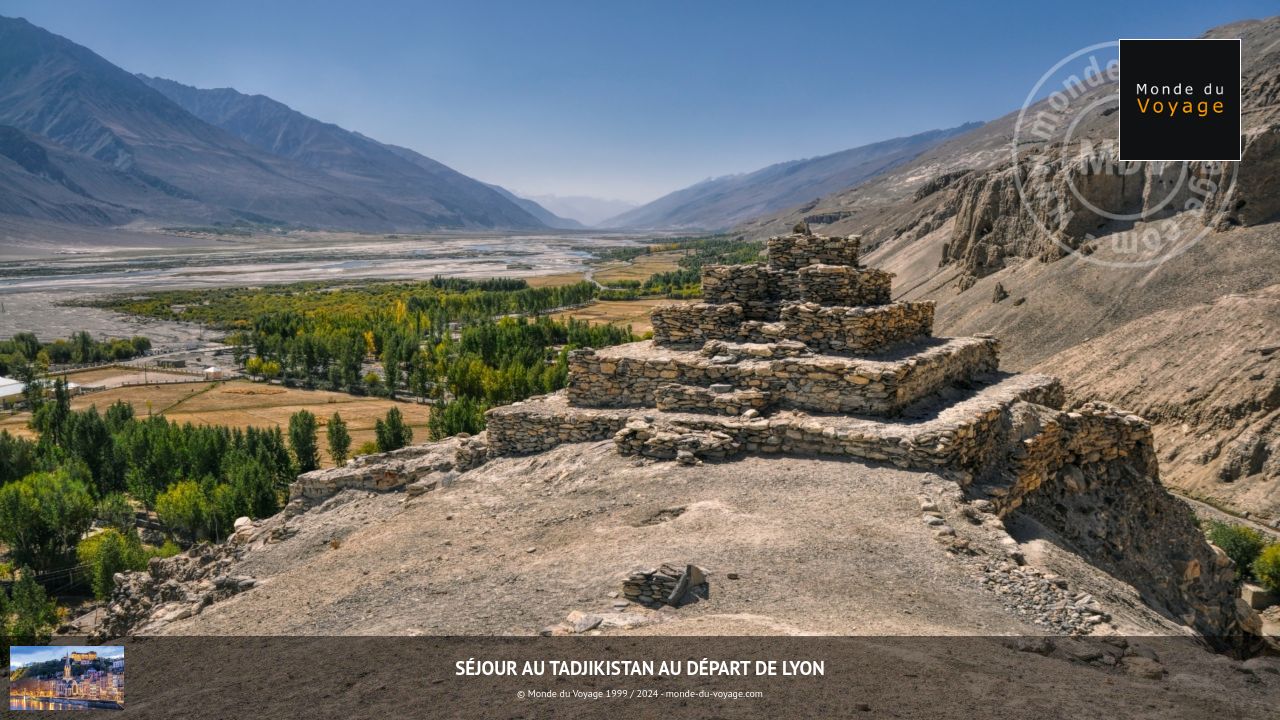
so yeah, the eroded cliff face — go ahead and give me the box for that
[938,144,1271,289]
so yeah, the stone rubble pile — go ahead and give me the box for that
[622,564,709,607]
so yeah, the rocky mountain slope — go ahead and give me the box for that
[602,123,981,230]
[137,74,549,231]
[1034,286,1280,518]
[735,15,1280,517]
[0,15,544,231]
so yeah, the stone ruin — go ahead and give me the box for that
[266,226,1255,645]
[483,227,1028,471]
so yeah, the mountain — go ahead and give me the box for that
[601,123,981,230]
[137,74,544,230]
[527,194,638,227]
[738,16,1280,518]
[483,184,584,229]
[0,15,543,231]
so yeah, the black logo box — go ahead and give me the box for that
[1119,38,1241,162]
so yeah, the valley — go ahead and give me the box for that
[1,8,1279,715]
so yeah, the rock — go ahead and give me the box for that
[567,611,603,633]
[1120,655,1165,680]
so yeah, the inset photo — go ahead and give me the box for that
[8,646,124,711]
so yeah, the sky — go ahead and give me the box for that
[9,646,124,671]
[0,0,1274,203]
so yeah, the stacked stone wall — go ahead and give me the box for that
[797,264,893,306]
[654,383,773,415]
[485,396,631,454]
[650,302,744,346]
[700,264,797,320]
[567,339,999,416]
[778,301,934,354]
[768,233,861,270]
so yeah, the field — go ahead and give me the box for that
[0,379,430,467]
[591,249,684,284]
[54,366,205,388]
[552,299,675,334]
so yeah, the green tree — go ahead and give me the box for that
[375,406,413,452]
[1253,544,1280,593]
[327,411,351,466]
[7,570,59,642]
[1207,521,1266,581]
[77,528,147,600]
[96,492,135,533]
[288,410,320,473]
[155,480,210,541]
[427,396,486,440]
[0,469,95,571]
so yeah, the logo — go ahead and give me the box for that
[1012,41,1239,269]
[1119,39,1241,161]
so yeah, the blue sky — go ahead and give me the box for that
[0,0,1273,202]
[9,646,124,671]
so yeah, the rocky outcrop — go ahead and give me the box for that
[288,438,462,503]
[93,519,266,640]
[974,401,1260,647]
[942,149,1262,289]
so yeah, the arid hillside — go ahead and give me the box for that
[1033,286,1280,518]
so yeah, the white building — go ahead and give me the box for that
[0,376,25,407]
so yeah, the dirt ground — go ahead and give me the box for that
[0,379,430,466]
[163,441,1184,637]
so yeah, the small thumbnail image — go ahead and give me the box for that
[8,645,124,711]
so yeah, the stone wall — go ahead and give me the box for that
[485,395,632,455]
[768,233,861,270]
[654,383,773,415]
[650,302,744,346]
[290,440,460,502]
[613,375,1065,474]
[700,264,794,320]
[777,301,934,355]
[797,265,893,306]
[567,338,999,416]
[989,401,1256,644]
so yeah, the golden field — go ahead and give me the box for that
[0,379,430,467]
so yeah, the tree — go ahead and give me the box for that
[1254,544,1280,593]
[288,410,320,473]
[0,469,95,571]
[96,492,135,533]
[375,406,413,452]
[427,396,486,440]
[1207,521,1266,581]
[327,412,351,466]
[77,528,147,600]
[7,571,59,642]
[0,430,38,485]
[155,481,210,541]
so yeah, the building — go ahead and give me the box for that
[0,376,25,408]
[203,366,225,380]
[70,651,98,664]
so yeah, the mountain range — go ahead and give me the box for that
[600,123,981,230]
[0,15,553,232]
[0,14,983,236]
